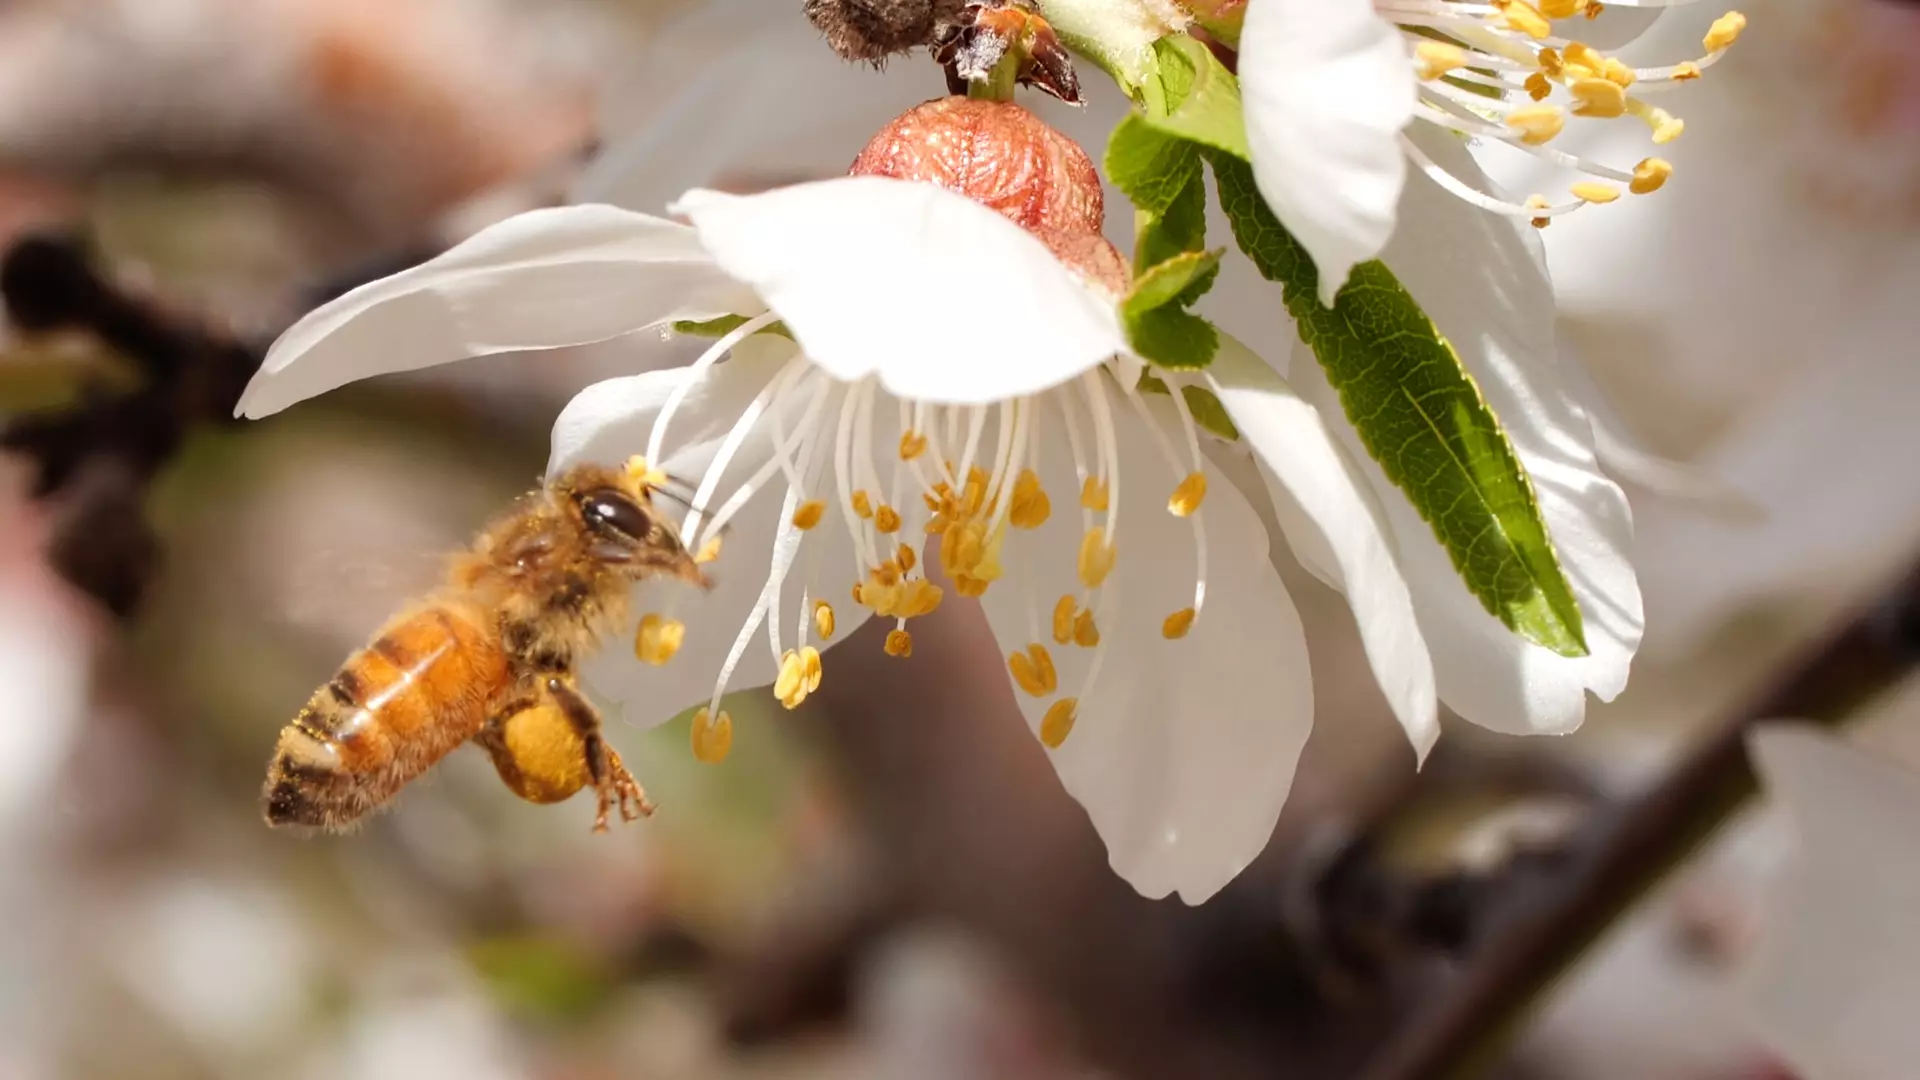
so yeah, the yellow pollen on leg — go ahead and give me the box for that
[814,600,836,639]
[1414,41,1467,80]
[884,628,914,658]
[1077,527,1117,589]
[875,505,902,534]
[635,614,686,666]
[1505,105,1567,145]
[1008,643,1059,697]
[1080,477,1109,512]
[1570,77,1627,118]
[1073,609,1100,649]
[1704,11,1746,52]
[1572,181,1621,204]
[851,490,874,519]
[1168,472,1207,517]
[899,430,928,461]
[691,707,733,764]
[1040,698,1079,749]
[1009,469,1051,529]
[1053,595,1076,645]
[1630,157,1673,194]
[792,500,827,530]
[1162,608,1197,640]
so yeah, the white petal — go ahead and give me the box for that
[1300,126,1642,735]
[1240,0,1414,304]
[1744,725,1920,1080]
[975,382,1313,903]
[672,178,1128,404]
[1207,337,1438,760]
[547,340,871,726]
[239,205,758,419]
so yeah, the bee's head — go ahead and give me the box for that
[557,459,708,587]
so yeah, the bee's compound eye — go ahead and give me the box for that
[579,489,654,541]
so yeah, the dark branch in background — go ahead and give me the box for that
[1,234,264,615]
[0,234,433,616]
[1360,559,1920,1080]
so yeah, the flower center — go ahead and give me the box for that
[1384,0,1746,221]
[631,331,1215,746]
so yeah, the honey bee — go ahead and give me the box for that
[804,0,1081,103]
[262,458,706,833]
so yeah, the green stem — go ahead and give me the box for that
[1359,559,1920,1080]
[967,48,1024,101]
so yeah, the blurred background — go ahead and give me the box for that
[1,0,1916,1078]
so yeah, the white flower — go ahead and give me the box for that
[1239,0,1748,299]
[238,169,1445,903]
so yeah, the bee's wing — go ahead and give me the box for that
[279,546,450,645]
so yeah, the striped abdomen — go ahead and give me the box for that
[264,603,510,829]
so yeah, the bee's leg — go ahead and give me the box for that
[543,676,653,831]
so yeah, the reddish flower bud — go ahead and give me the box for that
[849,96,1104,237]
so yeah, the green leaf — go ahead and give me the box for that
[1104,113,1201,217]
[1127,305,1219,370]
[1122,249,1222,320]
[1136,165,1210,274]
[1135,36,1250,161]
[671,314,792,340]
[1210,153,1588,657]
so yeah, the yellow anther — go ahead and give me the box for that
[1570,77,1627,118]
[1414,41,1467,80]
[1563,42,1604,77]
[1497,0,1552,39]
[851,490,874,519]
[875,505,902,534]
[884,629,914,658]
[897,579,945,618]
[691,707,733,764]
[946,521,987,576]
[1163,608,1197,640]
[1168,472,1207,517]
[1572,181,1621,204]
[1704,11,1745,52]
[899,430,928,460]
[792,500,826,530]
[1077,527,1117,589]
[1585,0,1603,17]
[1073,609,1100,648]
[1505,105,1567,146]
[1080,477,1109,512]
[1601,57,1636,87]
[1629,157,1673,195]
[1052,595,1077,645]
[924,515,947,536]
[1672,61,1702,81]
[1524,72,1552,101]
[695,535,724,565]
[959,479,986,517]
[802,646,823,693]
[1009,469,1051,529]
[1541,0,1576,18]
[635,614,686,666]
[874,561,901,588]
[1040,698,1079,749]
[1538,47,1564,76]
[1008,643,1059,697]
[852,581,866,605]
[622,455,669,491]
[953,574,991,598]
[890,545,912,573]
[774,649,807,708]
[814,600,836,639]
[1653,115,1684,144]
